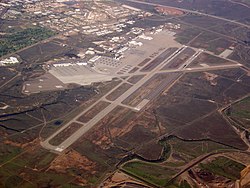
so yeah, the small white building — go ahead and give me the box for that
[0,57,19,66]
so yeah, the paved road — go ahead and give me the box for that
[41,45,242,152]
[125,0,250,29]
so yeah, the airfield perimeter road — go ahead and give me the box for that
[125,0,250,29]
[41,44,242,152]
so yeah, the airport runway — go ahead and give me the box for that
[41,45,187,152]
[41,45,242,152]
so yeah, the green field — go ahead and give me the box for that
[0,144,22,164]
[162,137,233,163]
[199,156,245,180]
[0,27,56,57]
[122,161,178,187]
[227,96,250,129]
[122,161,192,187]
[231,97,250,118]
[179,180,192,188]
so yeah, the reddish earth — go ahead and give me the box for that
[240,165,250,187]
[48,150,96,174]
[4,138,38,148]
[155,6,184,15]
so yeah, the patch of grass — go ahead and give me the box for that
[17,181,34,188]
[180,180,192,188]
[0,145,22,164]
[88,176,98,184]
[37,152,56,168]
[231,97,250,119]
[164,161,186,167]
[4,175,23,188]
[199,156,245,180]
[158,140,171,161]
[35,172,74,186]
[11,149,56,170]
[122,161,177,187]
[0,27,56,57]
[0,166,12,177]
[0,162,75,187]
[232,110,250,118]
[228,96,250,129]
[0,162,23,176]
[75,139,109,167]
[162,137,232,163]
